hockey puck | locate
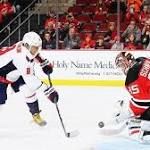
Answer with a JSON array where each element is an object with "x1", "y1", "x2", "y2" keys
[{"x1": 98, "y1": 121, "x2": 104, "y2": 128}]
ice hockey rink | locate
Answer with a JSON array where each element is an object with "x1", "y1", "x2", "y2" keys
[{"x1": 1, "y1": 85, "x2": 150, "y2": 150}]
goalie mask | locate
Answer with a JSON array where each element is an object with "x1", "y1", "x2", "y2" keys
[
  {"x1": 22, "y1": 32, "x2": 42, "y2": 59},
  {"x1": 115, "y1": 52, "x2": 135, "y2": 75}
]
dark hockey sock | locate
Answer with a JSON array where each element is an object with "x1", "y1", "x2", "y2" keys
[{"x1": 26, "y1": 100, "x2": 40, "y2": 115}]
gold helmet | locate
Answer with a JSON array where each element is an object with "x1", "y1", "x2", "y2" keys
[{"x1": 115, "y1": 52, "x2": 135, "y2": 75}]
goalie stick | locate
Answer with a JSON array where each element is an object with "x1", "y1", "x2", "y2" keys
[
  {"x1": 98, "y1": 121, "x2": 128, "y2": 136},
  {"x1": 98, "y1": 115, "x2": 141, "y2": 136},
  {"x1": 47, "y1": 75, "x2": 79, "y2": 138}
]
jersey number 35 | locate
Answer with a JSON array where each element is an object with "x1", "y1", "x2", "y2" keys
[{"x1": 128, "y1": 84, "x2": 140, "y2": 95}]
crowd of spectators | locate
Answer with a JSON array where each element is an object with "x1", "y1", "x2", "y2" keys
[
  {"x1": 0, "y1": 0, "x2": 150, "y2": 50},
  {"x1": 40, "y1": 0, "x2": 150, "y2": 50}
]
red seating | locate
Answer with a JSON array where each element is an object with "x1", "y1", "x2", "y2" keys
[
  {"x1": 76, "y1": 15, "x2": 91, "y2": 23},
  {"x1": 82, "y1": 23, "x2": 97, "y2": 33},
  {"x1": 83, "y1": 6, "x2": 96, "y2": 15},
  {"x1": 120, "y1": 23, "x2": 127, "y2": 32},
  {"x1": 59, "y1": 15, "x2": 66, "y2": 22},
  {"x1": 76, "y1": 0, "x2": 88, "y2": 6},
  {"x1": 68, "y1": 6, "x2": 82, "y2": 15},
  {"x1": 99, "y1": 23, "x2": 108, "y2": 32},
  {"x1": 136, "y1": 44, "x2": 143, "y2": 50},
  {"x1": 137, "y1": 23, "x2": 144, "y2": 30},
  {"x1": 78, "y1": 33, "x2": 85, "y2": 40},
  {"x1": 92, "y1": 14, "x2": 107, "y2": 24},
  {"x1": 93, "y1": 33, "x2": 104, "y2": 40},
  {"x1": 107, "y1": 14, "x2": 118, "y2": 22},
  {"x1": 87, "y1": 0, "x2": 98, "y2": 6}
]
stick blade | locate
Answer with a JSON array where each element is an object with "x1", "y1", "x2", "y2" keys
[
  {"x1": 98, "y1": 122, "x2": 127, "y2": 136},
  {"x1": 66, "y1": 130, "x2": 80, "y2": 138}
]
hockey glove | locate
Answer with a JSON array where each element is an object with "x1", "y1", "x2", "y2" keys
[
  {"x1": 35, "y1": 54, "x2": 53, "y2": 75},
  {"x1": 40, "y1": 59, "x2": 53, "y2": 75},
  {"x1": 44, "y1": 86, "x2": 59, "y2": 103}
]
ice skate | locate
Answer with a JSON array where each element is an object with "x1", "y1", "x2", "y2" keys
[{"x1": 32, "y1": 113, "x2": 47, "y2": 126}]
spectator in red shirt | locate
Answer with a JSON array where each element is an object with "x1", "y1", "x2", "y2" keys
[
  {"x1": 44, "y1": 8, "x2": 56, "y2": 30},
  {"x1": 103, "y1": 0, "x2": 112, "y2": 12},
  {"x1": 95, "y1": 0, "x2": 108, "y2": 15},
  {"x1": 63, "y1": 13, "x2": 80, "y2": 30},
  {"x1": 127, "y1": 0, "x2": 143, "y2": 13},
  {"x1": 104, "y1": 22, "x2": 117, "y2": 45},
  {"x1": 1, "y1": 0, "x2": 15, "y2": 16},
  {"x1": 139, "y1": 5, "x2": 150, "y2": 25},
  {"x1": 0, "y1": 0, "x2": 15, "y2": 26},
  {"x1": 43, "y1": 21, "x2": 57, "y2": 43},
  {"x1": 80, "y1": 33, "x2": 96, "y2": 49},
  {"x1": 44, "y1": 19, "x2": 56, "y2": 30},
  {"x1": 124, "y1": 32, "x2": 138, "y2": 50},
  {"x1": 125, "y1": 3, "x2": 139, "y2": 23},
  {"x1": 0, "y1": 0, "x2": 3, "y2": 24},
  {"x1": 0, "y1": 13, "x2": 2, "y2": 24}
]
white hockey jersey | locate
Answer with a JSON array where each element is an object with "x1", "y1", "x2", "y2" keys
[{"x1": 0, "y1": 42, "x2": 42, "y2": 91}]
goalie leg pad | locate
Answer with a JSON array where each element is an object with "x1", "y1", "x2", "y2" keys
[
  {"x1": 128, "y1": 119, "x2": 141, "y2": 136},
  {"x1": 139, "y1": 120, "x2": 150, "y2": 142}
]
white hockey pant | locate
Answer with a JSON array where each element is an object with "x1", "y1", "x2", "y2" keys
[{"x1": 19, "y1": 85, "x2": 37, "y2": 103}]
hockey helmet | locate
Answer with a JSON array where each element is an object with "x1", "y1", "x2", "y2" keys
[
  {"x1": 115, "y1": 52, "x2": 135, "y2": 75},
  {"x1": 22, "y1": 32, "x2": 42, "y2": 58}
]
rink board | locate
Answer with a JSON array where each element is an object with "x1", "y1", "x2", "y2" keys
[{"x1": 36, "y1": 50, "x2": 150, "y2": 86}]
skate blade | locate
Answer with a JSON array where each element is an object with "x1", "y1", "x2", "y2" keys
[
  {"x1": 38, "y1": 121, "x2": 47, "y2": 126},
  {"x1": 30, "y1": 120, "x2": 47, "y2": 127}
]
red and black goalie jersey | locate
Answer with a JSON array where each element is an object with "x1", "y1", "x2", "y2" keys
[{"x1": 125, "y1": 57, "x2": 150, "y2": 116}]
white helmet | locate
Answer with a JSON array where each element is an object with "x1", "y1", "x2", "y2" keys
[
  {"x1": 22, "y1": 31, "x2": 42, "y2": 47},
  {"x1": 22, "y1": 32, "x2": 42, "y2": 58}
]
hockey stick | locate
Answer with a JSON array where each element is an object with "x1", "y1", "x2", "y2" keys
[
  {"x1": 98, "y1": 115, "x2": 139, "y2": 136},
  {"x1": 98, "y1": 121, "x2": 128, "y2": 136},
  {"x1": 47, "y1": 75, "x2": 79, "y2": 138}
]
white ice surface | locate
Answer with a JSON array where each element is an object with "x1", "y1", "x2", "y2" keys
[{"x1": 0, "y1": 86, "x2": 149, "y2": 150}]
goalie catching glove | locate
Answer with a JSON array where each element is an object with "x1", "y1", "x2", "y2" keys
[
  {"x1": 44, "y1": 86, "x2": 59, "y2": 103},
  {"x1": 35, "y1": 54, "x2": 53, "y2": 75}
]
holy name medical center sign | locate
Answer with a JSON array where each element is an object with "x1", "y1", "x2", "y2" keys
[{"x1": 36, "y1": 51, "x2": 124, "y2": 81}]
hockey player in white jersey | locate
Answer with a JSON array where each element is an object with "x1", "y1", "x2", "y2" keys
[{"x1": 0, "y1": 31, "x2": 59, "y2": 126}]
